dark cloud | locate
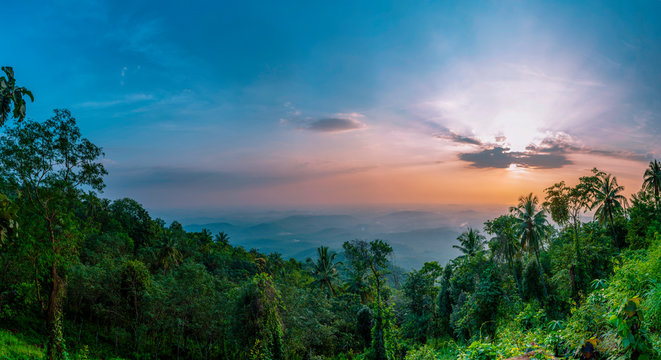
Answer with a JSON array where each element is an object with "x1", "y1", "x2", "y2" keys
[
  {"x1": 459, "y1": 147, "x2": 572, "y2": 169},
  {"x1": 108, "y1": 165, "x2": 376, "y2": 191},
  {"x1": 527, "y1": 137, "x2": 651, "y2": 162},
  {"x1": 305, "y1": 118, "x2": 366, "y2": 133},
  {"x1": 458, "y1": 134, "x2": 650, "y2": 169},
  {"x1": 431, "y1": 125, "x2": 651, "y2": 169},
  {"x1": 434, "y1": 129, "x2": 482, "y2": 145},
  {"x1": 111, "y1": 167, "x2": 286, "y2": 190}
]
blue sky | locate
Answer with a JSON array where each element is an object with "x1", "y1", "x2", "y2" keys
[{"x1": 4, "y1": 0, "x2": 661, "y2": 216}]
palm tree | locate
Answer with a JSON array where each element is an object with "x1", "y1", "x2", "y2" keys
[
  {"x1": 158, "y1": 230, "x2": 182, "y2": 275},
  {"x1": 347, "y1": 272, "x2": 373, "y2": 304},
  {"x1": 511, "y1": 193, "x2": 550, "y2": 299},
  {"x1": 591, "y1": 173, "x2": 628, "y2": 248},
  {"x1": 306, "y1": 246, "x2": 343, "y2": 297},
  {"x1": 491, "y1": 226, "x2": 523, "y2": 301},
  {"x1": 452, "y1": 227, "x2": 486, "y2": 259},
  {"x1": 643, "y1": 160, "x2": 661, "y2": 208},
  {"x1": 214, "y1": 231, "x2": 231, "y2": 246}
]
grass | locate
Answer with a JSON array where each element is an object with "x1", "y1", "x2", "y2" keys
[{"x1": 0, "y1": 329, "x2": 43, "y2": 360}]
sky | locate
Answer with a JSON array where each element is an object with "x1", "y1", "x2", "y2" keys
[{"x1": 4, "y1": 0, "x2": 661, "y2": 219}]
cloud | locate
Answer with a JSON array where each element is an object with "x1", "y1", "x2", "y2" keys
[
  {"x1": 459, "y1": 146, "x2": 572, "y2": 169},
  {"x1": 278, "y1": 103, "x2": 367, "y2": 133},
  {"x1": 76, "y1": 93, "x2": 154, "y2": 108},
  {"x1": 434, "y1": 129, "x2": 482, "y2": 145},
  {"x1": 527, "y1": 136, "x2": 651, "y2": 162},
  {"x1": 305, "y1": 117, "x2": 366, "y2": 133},
  {"x1": 455, "y1": 133, "x2": 650, "y2": 169},
  {"x1": 109, "y1": 165, "x2": 377, "y2": 191},
  {"x1": 113, "y1": 167, "x2": 287, "y2": 190}
]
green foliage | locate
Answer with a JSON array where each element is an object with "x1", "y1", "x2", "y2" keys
[
  {"x1": 643, "y1": 160, "x2": 661, "y2": 207},
  {"x1": 644, "y1": 281, "x2": 661, "y2": 332},
  {"x1": 306, "y1": 246, "x2": 343, "y2": 297},
  {"x1": 2, "y1": 87, "x2": 661, "y2": 360},
  {"x1": 0, "y1": 193, "x2": 18, "y2": 245},
  {"x1": 626, "y1": 189, "x2": 661, "y2": 249},
  {"x1": 453, "y1": 228, "x2": 486, "y2": 259},
  {"x1": 403, "y1": 344, "x2": 454, "y2": 360},
  {"x1": 0, "y1": 66, "x2": 33, "y2": 125},
  {"x1": 0, "y1": 329, "x2": 43, "y2": 359},
  {"x1": 589, "y1": 170, "x2": 628, "y2": 248},
  {"x1": 609, "y1": 297, "x2": 656, "y2": 359},
  {"x1": 357, "y1": 306, "x2": 374, "y2": 349},
  {"x1": 344, "y1": 239, "x2": 394, "y2": 360},
  {"x1": 231, "y1": 273, "x2": 284, "y2": 360},
  {"x1": 402, "y1": 262, "x2": 441, "y2": 342},
  {"x1": 451, "y1": 264, "x2": 502, "y2": 340},
  {"x1": 511, "y1": 193, "x2": 552, "y2": 299}
]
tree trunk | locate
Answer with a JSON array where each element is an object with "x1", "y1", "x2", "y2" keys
[
  {"x1": 45, "y1": 263, "x2": 65, "y2": 360},
  {"x1": 45, "y1": 218, "x2": 66, "y2": 360},
  {"x1": 534, "y1": 249, "x2": 549, "y2": 300},
  {"x1": 609, "y1": 210, "x2": 619, "y2": 249},
  {"x1": 509, "y1": 257, "x2": 523, "y2": 304},
  {"x1": 569, "y1": 264, "x2": 578, "y2": 302},
  {"x1": 372, "y1": 267, "x2": 387, "y2": 360},
  {"x1": 572, "y1": 221, "x2": 583, "y2": 305}
]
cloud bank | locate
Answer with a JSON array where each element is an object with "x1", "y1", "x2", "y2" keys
[
  {"x1": 305, "y1": 117, "x2": 366, "y2": 133},
  {"x1": 435, "y1": 130, "x2": 650, "y2": 169}
]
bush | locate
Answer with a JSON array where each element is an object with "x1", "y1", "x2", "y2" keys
[
  {"x1": 404, "y1": 345, "x2": 439, "y2": 360},
  {"x1": 644, "y1": 281, "x2": 661, "y2": 332}
]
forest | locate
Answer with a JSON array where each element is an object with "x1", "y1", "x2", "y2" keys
[{"x1": 1, "y1": 66, "x2": 660, "y2": 360}]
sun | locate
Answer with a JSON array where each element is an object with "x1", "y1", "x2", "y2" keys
[{"x1": 506, "y1": 163, "x2": 527, "y2": 173}]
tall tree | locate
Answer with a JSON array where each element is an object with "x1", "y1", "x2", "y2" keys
[
  {"x1": 544, "y1": 180, "x2": 592, "y2": 301},
  {"x1": 402, "y1": 261, "x2": 442, "y2": 342},
  {"x1": 0, "y1": 66, "x2": 31, "y2": 247},
  {"x1": 511, "y1": 193, "x2": 550, "y2": 300},
  {"x1": 0, "y1": 193, "x2": 18, "y2": 245},
  {"x1": 214, "y1": 231, "x2": 231, "y2": 246},
  {"x1": 306, "y1": 246, "x2": 342, "y2": 297},
  {"x1": 0, "y1": 109, "x2": 106, "y2": 359},
  {"x1": 108, "y1": 198, "x2": 155, "y2": 255},
  {"x1": 158, "y1": 229, "x2": 182, "y2": 275},
  {"x1": 590, "y1": 172, "x2": 628, "y2": 248},
  {"x1": 343, "y1": 239, "x2": 393, "y2": 360},
  {"x1": 643, "y1": 160, "x2": 661, "y2": 209},
  {"x1": 452, "y1": 227, "x2": 486, "y2": 259},
  {"x1": 485, "y1": 215, "x2": 523, "y2": 301},
  {"x1": 0, "y1": 66, "x2": 33, "y2": 125},
  {"x1": 231, "y1": 273, "x2": 284, "y2": 360}
]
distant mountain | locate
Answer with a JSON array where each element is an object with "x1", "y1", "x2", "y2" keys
[
  {"x1": 272, "y1": 215, "x2": 361, "y2": 234},
  {"x1": 185, "y1": 222, "x2": 242, "y2": 234},
  {"x1": 183, "y1": 211, "x2": 467, "y2": 269}
]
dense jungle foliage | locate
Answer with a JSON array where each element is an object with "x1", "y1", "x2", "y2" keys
[{"x1": 1, "y1": 67, "x2": 660, "y2": 360}]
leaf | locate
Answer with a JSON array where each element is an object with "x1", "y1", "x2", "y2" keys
[
  {"x1": 2, "y1": 66, "x2": 14, "y2": 78},
  {"x1": 19, "y1": 88, "x2": 33, "y2": 102}
]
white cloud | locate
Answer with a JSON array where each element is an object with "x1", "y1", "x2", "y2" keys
[{"x1": 76, "y1": 93, "x2": 154, "y2": 108}]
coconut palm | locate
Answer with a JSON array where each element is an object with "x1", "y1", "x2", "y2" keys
[
  {"x1": 158, "y1": 230, "x2": 182, "y2": 275},
  {"x1": 643, "y1": 160, "x2": 661, "y2": 208},
  {"x1": 306, "y1": 246, "x2": 343, "y2": 297},
  {"x1": 452, "y1": 227, "x2": 486, "y2": 259},
  {"x1": 214, "y1": 231, "x2": 231, "y2": 246},
  {"x1": 591, "y1": 173, "x2": 628, "y2": 247},
  {"x1": 347, "y1": 272, "x2": 373, "y2": 304},
  {"x1": 489, "y1": 219, "x2": 523, "y2": 300},
  {"x1": 511, "y1": 193, "x2": 550, "y2": 299}
]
